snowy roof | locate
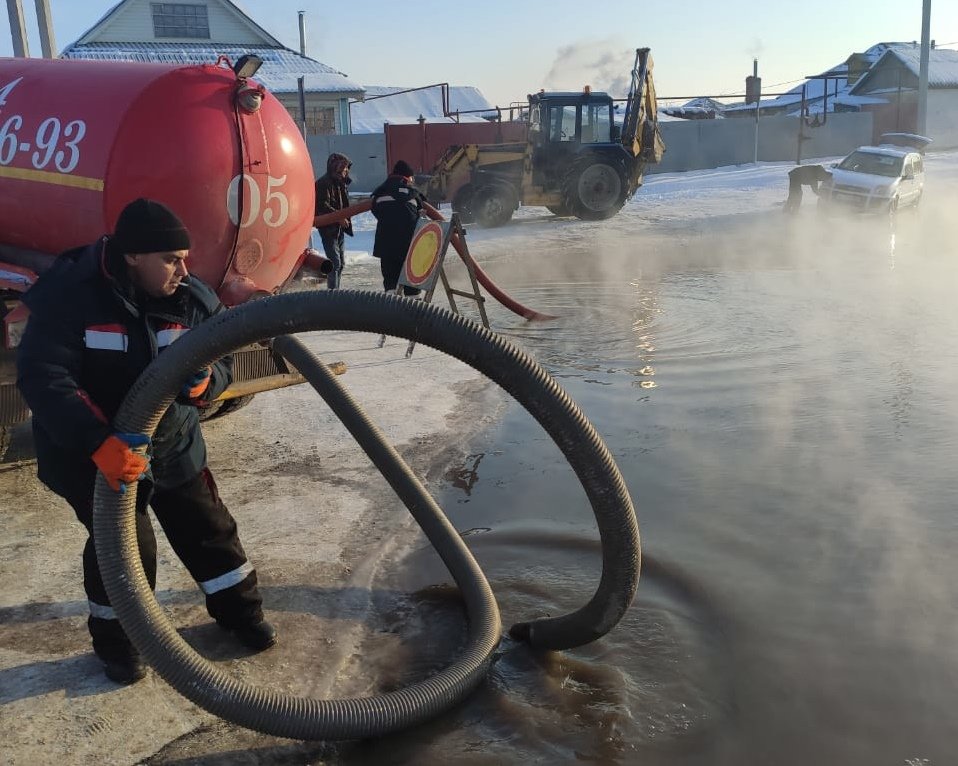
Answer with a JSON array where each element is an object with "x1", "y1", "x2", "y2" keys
[
  {"x1": 724, "y1": 73, "x2": 848, "y2": 114},
  {"x1": 349, "y1": 85, "x2": 496, "y2": 134},
  {"x1": 681, "y1": 97, "x2": 728, "y2": 111},
  {"x1": 69, "y1": 0, "x2": 284, "y2": 48},
  {"x1": 723, "y1": 42, "x2": 932, "y2": 115},
  {"x1": 850, "y1": 47, "x2": 958, "y2": 93},
  {"x1": 60, "y1": 42, "x2": 364, "y2": 95},
  {"x1": 832, "y1": 93, "x2": 891, "y2": 107}
]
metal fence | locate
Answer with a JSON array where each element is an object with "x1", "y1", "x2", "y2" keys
[{"x1": 305, "y1": 111, "x2": 874, "y2": 192}]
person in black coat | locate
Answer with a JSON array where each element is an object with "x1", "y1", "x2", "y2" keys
[
  {"x1": 371, "y1": 160, "x2": 427, "y2": 296},
  {"x1": 16, "y1": 199, "x2": 276, "y2": 685},
  {"x1": 784, "y1": 163, "x2": 832, "y2": 212},
  {"x1": 314, "y1": 152, "x2": 353, "y2": 289}
]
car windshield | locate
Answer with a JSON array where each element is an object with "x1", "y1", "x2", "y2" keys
[{"x1": 837, "y1": 151, "x2": 904, "y2": 178}]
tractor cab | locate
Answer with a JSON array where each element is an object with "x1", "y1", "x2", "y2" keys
[{"x1": 527, "y1": 90, "x2": 617, "y2": 188}]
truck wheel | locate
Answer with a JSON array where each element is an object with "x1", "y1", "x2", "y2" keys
[
  {"x1": 199, "y1": 394, "x2": 255, "y2": 422},
  {"x1": 216, "y1": 394, "x2": 255, "y2": 417},
  {"x1": 563, "y1": 156, "x2": 628, "y2": 220},
  {"x1": 472, "y1": 184, "x2": 517, "y2": 228},
  {"x1": 452, "y1": 184, "x2": 476, "y2": 224}
]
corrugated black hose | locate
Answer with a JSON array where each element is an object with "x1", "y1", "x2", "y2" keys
[{"x1": 92, "y1": 290, "x2": 639, "y2": 740}]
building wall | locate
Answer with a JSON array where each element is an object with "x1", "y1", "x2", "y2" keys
[
  {"x1": 86, "y1": 0, "x2": 267, "y2": 45},
  {"x1": 305, "y1": 134, "x2": 388, "y2": 193},
  {"x1": 652, "y1": 112, "x2": 874, "y2": 173},
  {"x1": 857, "y1": 63, "x2": 918, "y2": 94},
  {"x1": 275, "y1": 93, "x2": 343, "y2": 136},
  {"x1": 927, "y1": 90, "x2": 958, "y2": 149}
]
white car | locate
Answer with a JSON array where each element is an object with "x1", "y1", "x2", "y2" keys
[{"x1": 818, "y1": 140, "x2": 926, "y2": 216}]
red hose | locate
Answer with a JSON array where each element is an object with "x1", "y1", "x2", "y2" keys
[
  {"x1": 312, "y1": 200, "x2": 557, "y2": 321},
  {"x1": 423, "y1": 204, "x2": 557, "y2": 321}
]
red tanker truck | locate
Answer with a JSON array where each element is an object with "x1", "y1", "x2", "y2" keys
[{"x1": 0, "y1": 54, "x2": 321, "y2": 454}]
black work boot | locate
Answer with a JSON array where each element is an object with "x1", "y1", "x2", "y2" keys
[
  {"x1": 101, "y1": 654, "x2": 148, "y2": 685},
  {"x1": 230, "y1": 619, "x2": 277, "y2": 652}
]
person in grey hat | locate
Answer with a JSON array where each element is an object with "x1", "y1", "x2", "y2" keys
[
  {"x1": 16, "y1": 198, "x2": 276, "y2": 686},
  {"x1": 314, "y1": 153, "x2": 353, "y2": 289}
]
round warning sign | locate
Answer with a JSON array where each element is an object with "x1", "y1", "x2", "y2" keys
[{"x1": 403, "y1": 221, "x2": 445, "y2": 287}]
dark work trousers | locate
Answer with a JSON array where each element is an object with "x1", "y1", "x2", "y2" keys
[
  {"x1": 784, "y1": 174, "x2": 804, "y2": 212},
  {"x1": 320, "y1": 230, "x2": 345, "y2": 289},
  {"x1": 785, "y1": 176, "x2": 821, "y2": 213},
  {"x1": 63, "y1": 467, "x2": 263, "y2": 661},
  {"x1": 380, "y1": 254, "x2": 421, "y2": 296}
]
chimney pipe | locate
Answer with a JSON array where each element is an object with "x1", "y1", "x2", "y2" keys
[{"x1": 298, "y1": 10, "x2": 307, "y2": 56}]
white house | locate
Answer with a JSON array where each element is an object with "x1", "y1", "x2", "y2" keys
[
  {"x1": 60, "y1": 0, "x2": 364, "y2": 135},
  {"x1": 839, "y1": 46, "x2": 958, "y2": 149}
]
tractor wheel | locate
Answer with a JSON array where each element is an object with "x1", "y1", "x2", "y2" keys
[
  {"x1": 563, "y1": 155, "x2": 629, "y2": 221},
  {"x1": 452, "y1": 184, "x2": 476, "y2": 224},
  {"x1": 472, "y1": 183, "x2": 517, "y2": 228},
  {"x1": 546, "y1": 203, "x2": 572, "y2": 217}
]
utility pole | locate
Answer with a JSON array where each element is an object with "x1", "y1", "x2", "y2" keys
[
  {"x1": 753, "y1": 58, "x2": 760, "y2": 164},
  {"x1": 34, "y1": 0, "x2": 56, "y2": 58},
  {"x1": 5, "y1": 0, "x2": 30, "y2": 58},
  {"x1": 917, "y1": 0, "x2": 931, "y2": 135}
]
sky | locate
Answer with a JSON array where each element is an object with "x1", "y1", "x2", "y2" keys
[{"x1": 2, "y1": 0, "x2": 957, "y2": 107}]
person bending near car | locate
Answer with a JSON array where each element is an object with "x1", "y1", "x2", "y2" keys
[
  {"x1": 784, "y1": 163, "x2": 832, "y2": 212},
  {"x1": 16, "y1": 198, "x2": 276, "y2": 685}
]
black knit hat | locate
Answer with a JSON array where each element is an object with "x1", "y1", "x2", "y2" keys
[
  {"x1": 392, "y1": 160, "x2": 415, "y2": 177},
  {"x1": 113, "y1": 198, "x2": 191, "y2": 254}
]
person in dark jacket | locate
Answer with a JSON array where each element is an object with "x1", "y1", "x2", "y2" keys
[
  {"x1": 314, "y1": 152, "x2": 353, "y2": 289},
  {"x1": 371, "y1": 160, "x2": 427, "y2": 296},
  {"x1": 784, "y1": 163, "x2": 832, "y2": 212},
  {"x1": 16, "y1": 199, "x2": 276, "y2": 686}
]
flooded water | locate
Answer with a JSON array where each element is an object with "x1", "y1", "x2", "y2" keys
[{"x1": 327, "y1": 191, "x2": 958, "y2": 764}]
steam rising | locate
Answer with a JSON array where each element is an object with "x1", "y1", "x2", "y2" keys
[{"x1": 543, "y1": 40, "x2": 635, "y2": 98}]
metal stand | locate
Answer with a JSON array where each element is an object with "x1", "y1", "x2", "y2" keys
[{"x1": 378, "y1": 214, "x2": 489, "y2": 357}]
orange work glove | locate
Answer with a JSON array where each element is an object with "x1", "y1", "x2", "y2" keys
[
  {"x1": 91, "y1": 433, "x2": 151, "y2": 494},
  {"x1": 181, "y1": 366, "x2": 212, "y2": 400}
]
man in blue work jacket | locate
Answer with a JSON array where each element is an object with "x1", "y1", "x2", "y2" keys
[{"x1": 17, "y1": 199, "x2": 276, "y2": 685}]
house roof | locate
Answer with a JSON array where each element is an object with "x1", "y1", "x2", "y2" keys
[
  {"x1": 61, "y1": 42, "x2": 364, "y2": 95},
  {"x1": 68, "y1": 0, "x2": 284, "y2": 48},
  {"x1": 723, "y1": 74, "x2": 848, "y2": 114},
  {"x1": 349, "y1": 85, "x2": 496, "y2": 134},
  {"x1": 723, "y1": 42, "x2": 937, "y2": 115},
  {"x1": 60, "y1": 0, "x2": 363, "y2": 96},
  {"x1": 850, "y1": 47, "x2": 958, "y2": 94}
]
